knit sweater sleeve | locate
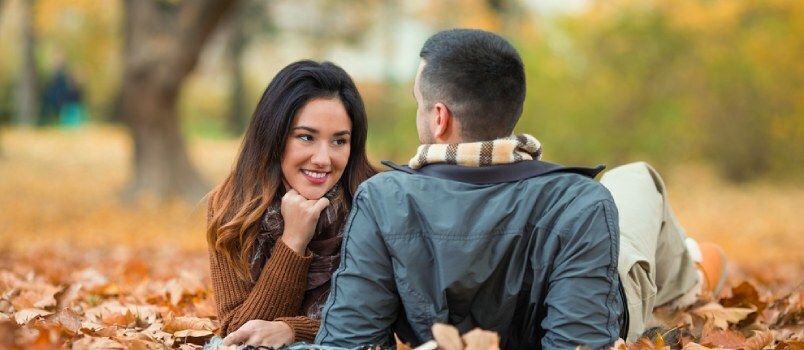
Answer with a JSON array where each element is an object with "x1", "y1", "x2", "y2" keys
[
  {"x1": 209, "y1": 238, "x2": 316, "y2": 337},
  {"x1": 275, "y1": 316, "x2": 321, "y2": 342}
]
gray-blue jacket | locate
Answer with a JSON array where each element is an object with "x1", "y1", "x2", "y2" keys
[{"x1": 316, "y1": 162, "x2": 625, "y2": 349}]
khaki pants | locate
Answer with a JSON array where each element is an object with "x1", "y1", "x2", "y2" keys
[{"x1": 600, "y1": 162, "x2": 699, "y2": 341}]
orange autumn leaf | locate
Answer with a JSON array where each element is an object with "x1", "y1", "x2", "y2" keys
[
  {"x1": 700, "y1": 330, "x2": 746, "y2": 349},
  {"x1": 776, "y1": 340, "x2": 804, "y2": 350}
]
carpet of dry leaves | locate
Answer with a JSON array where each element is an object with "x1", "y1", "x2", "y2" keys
[{"x1": 0, "y1": 126, "x2": 802, "y2": 350}]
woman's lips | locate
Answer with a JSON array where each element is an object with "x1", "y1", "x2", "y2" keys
[{"x1": 302, "y1": 169, "x2": 329, "y2": 184}]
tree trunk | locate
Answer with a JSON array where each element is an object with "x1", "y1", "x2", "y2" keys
[
  {"x1": 118, "y1": 0, "x2": 237, "y2": 201},
  {"x1": 16, "y1": 0, "x2": 39, "y2": 127},
  {"x1": 227, "y1": 1, "x2": 248, "y2": 136}
]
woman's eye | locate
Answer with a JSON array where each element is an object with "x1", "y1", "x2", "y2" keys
[
  {"x1": 298, "y1": 134, "x2": 313, "y2": 141},
  {"x1": 333, "y1": 138, "x2": 349, "y2": 146}
]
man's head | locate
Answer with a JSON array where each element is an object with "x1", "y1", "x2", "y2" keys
[{"x1": 414, "y1": 28, "x2": 526, "y2": 144}]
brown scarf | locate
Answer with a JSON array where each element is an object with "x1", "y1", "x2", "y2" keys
[
  {"x1": 408, "y1": 134, "x2": 542, "y2": 169},
  {"x1": 249, "y1": 185, "x2": 348, "y2": 319}
]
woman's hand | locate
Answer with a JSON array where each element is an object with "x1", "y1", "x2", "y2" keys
[
  {"x1": 222, "y1": 320, "x2": 294, "y2": 347},
  {"x1": 280, "y1": 189, "x2": 330, "y2": 255}
]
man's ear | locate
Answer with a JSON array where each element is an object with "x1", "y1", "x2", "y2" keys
[{"x1": 433, "y1": 102, "x2": 454, "y2": 142}]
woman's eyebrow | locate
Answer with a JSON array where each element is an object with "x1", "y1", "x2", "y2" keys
[
  {"x1": 292, "y1": 126, "x2": 351, "y2": 136},
  {"x1": 292, "y1": 126, "x2": 319, "y2": 133}
]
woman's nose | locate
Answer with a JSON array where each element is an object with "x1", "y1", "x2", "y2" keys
[{"x1": 310, "y1": 143, "x2": 331, "y2": 167}]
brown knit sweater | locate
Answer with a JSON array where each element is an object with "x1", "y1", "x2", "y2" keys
[{"x1": 209, "y1": 235, "x2": 321, "y2": 341}]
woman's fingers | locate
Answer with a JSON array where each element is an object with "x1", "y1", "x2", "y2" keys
[
  {"x1": 313, "y1": 196, "x2": 330, "y2": 213},
  {"x1": 222, "y1": 327, "x2": 247, "y2": 346},
  {"x1": 280, "y1": 188, "x2": 332, "y2": 254}
]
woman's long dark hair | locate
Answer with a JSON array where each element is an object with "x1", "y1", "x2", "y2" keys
[{"x1": 207, "y1": 60, "x2": 375, "y2": 281}]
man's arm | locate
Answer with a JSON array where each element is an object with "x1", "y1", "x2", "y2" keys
[
  {"x1": 541, "y1": 199, "x2": 624, "y2": 349},
  {"x1": 316, "y1": 189, "x2": 400, "y2": 347}
]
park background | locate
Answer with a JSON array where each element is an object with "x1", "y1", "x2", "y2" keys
[{"x1": 0, "y1": 0, "x2": 802, "y2": 348}]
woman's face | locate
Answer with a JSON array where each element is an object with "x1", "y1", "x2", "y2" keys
[{"x1": 281, "y1": 97, "x2": 352, "y2": 199}]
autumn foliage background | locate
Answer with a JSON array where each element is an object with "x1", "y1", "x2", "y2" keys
[{"x1": 1, "y1": 0, "x2": 803, "y2": 349}]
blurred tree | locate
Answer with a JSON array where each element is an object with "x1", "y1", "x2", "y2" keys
[
  {"x1": 0, "y1": 0, "x2": 6, "y2": 25},
  {"x1": 117, "y1": 0, "x2": 237, "y2": 200},
  {"x1": 224, "y1": 0, "x2": 274, "y2": 136},
  {"x1": 15, "y1": 0, "x2": 39, "y2": 127},
  {"x1": 518, "y1": 0, "x2": 804, "y2": 182},
  {"x1": 225, "y1": 0, "x2": 249, "y2": 136}
]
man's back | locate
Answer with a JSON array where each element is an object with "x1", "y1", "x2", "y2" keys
[{"x1": 316, "y1": 166, "x2": 625, "y2": 349}]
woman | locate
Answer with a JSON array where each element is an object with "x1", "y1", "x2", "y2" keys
[{"x1": 206, "y1": 60, "x2": 375, "y2": 347}]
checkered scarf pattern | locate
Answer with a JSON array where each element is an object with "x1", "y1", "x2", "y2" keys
[{"x1": 408, "y1": 134, "x2": 542, "y2": 169}]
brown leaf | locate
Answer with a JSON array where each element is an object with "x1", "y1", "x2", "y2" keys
[
  {"x1": 627, "y1": 337, "x2": 665, "y2": 350},
  {"x1": 13, "y1": 308, "x2": 53, "y2": 325},
  {"x1": 44, "y1": 308, "x2": 82, "y2": 334},
  {"x1": 55, "y1": 283, "x2": 82, "y2": 309},
  {"x1": 700, "y1": 330, "x2": 745, "y2": 349},
  {"x1": 743, "y1": 330, "x2": 773, "y2": 350},
  {"x1": 0, "y1": 298, "x2": 13, "y2": 314},
  {"x1": 10, "y1": 283, "x2": 61, "y2": 310},
  {"x1": 681, "y1": 342, "x2": 711, "y2": 349},
  {"x1": 691, "y1": 302, "x2": 755, "y2": 330},
  {"x1": 721, "y1": 282, "x2": 768, "y2": 325},
  {"x1": 102, "y1": 309, "x2": 138, "y2": 327},
  {"x1": 71, "y1": 268, "x2": 109, "y2": 291},
  {"x1": 162, "y1": 315, "x2": 216, "y2": 334},
  {"x1": 173, "y1": 328, "x2": 214, "y2": 338},
  {"x1": 777, "y1": 340, "x2": 804, "y2": 350},
  {"x1": 71, "y1": 336, "x2": 127, "y2": 349},
  {"x1": 190, "y1": 296, "x2": 217, "y2": 318}
]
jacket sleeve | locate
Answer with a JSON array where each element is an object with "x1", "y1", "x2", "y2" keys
[
  {"x1": 209, "y1": 238, "x2": 315, "y2": 337},
  {"x1": 541, "y1": 198, "x2": 624, "y2": 349},
  {"x1": 315, "y1": 189, "x2": 399, "y2": 347}
]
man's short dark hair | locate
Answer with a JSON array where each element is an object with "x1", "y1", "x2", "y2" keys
[{"x1": 419, "y1": 28, "x2": 526, "y2": 141}]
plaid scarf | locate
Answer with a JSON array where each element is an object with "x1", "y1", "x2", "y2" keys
[{"x1": 408, "y1": 134, "x2": 542, "y2": 169}]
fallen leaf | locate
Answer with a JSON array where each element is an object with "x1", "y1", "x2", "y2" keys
[
  {"x1": 173, "y1": 328, "x2": 214, "y2": 338},
  {"x1": 162, "y1": 315, "x2": 216, "y2": 334},
  {"x1": 743, "y1": 330, "x2": 773, "y2": 350},
  {"x1": 102, "y1": 309, "x2": 138, "y2": 327},
  {"x1": 776, "y1": 340, "x2": 804, "y2": 350},
  {"x1": 190, "y1": 296, "x2": 217, "y2": 318},
  {"x1": 700, "y1": 330, "x2": 745, "y2": 349},
  {"x1": 71, "y1": 335, "x2": 126, "y2": 349},
  {"x1": 44, "y1": 308, "x2": 82, "y2": 334},
  {"x1": 691, "y1": 302, "x2": 755, "y2": 330},
  {"x1": 14, "y1": 308, "x2": 53, "y2": 325},
  {"x1": 55, "y1": 283, "x2": 83, "y2": 309},
  {"x1": 10, "y1": 283, "x2": 61, "y2": 310},
  {"x1": 721, "y1": 282, "x2": 768, "y2": 325}
]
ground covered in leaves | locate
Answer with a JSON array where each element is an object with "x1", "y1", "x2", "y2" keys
[{"x1": 1, "y1": 126, "x2": 802, "y2": 349}]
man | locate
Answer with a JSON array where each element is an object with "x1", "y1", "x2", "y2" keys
[{"x1": 316, "y1": 28, "x2": 726, "y2": 349}]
